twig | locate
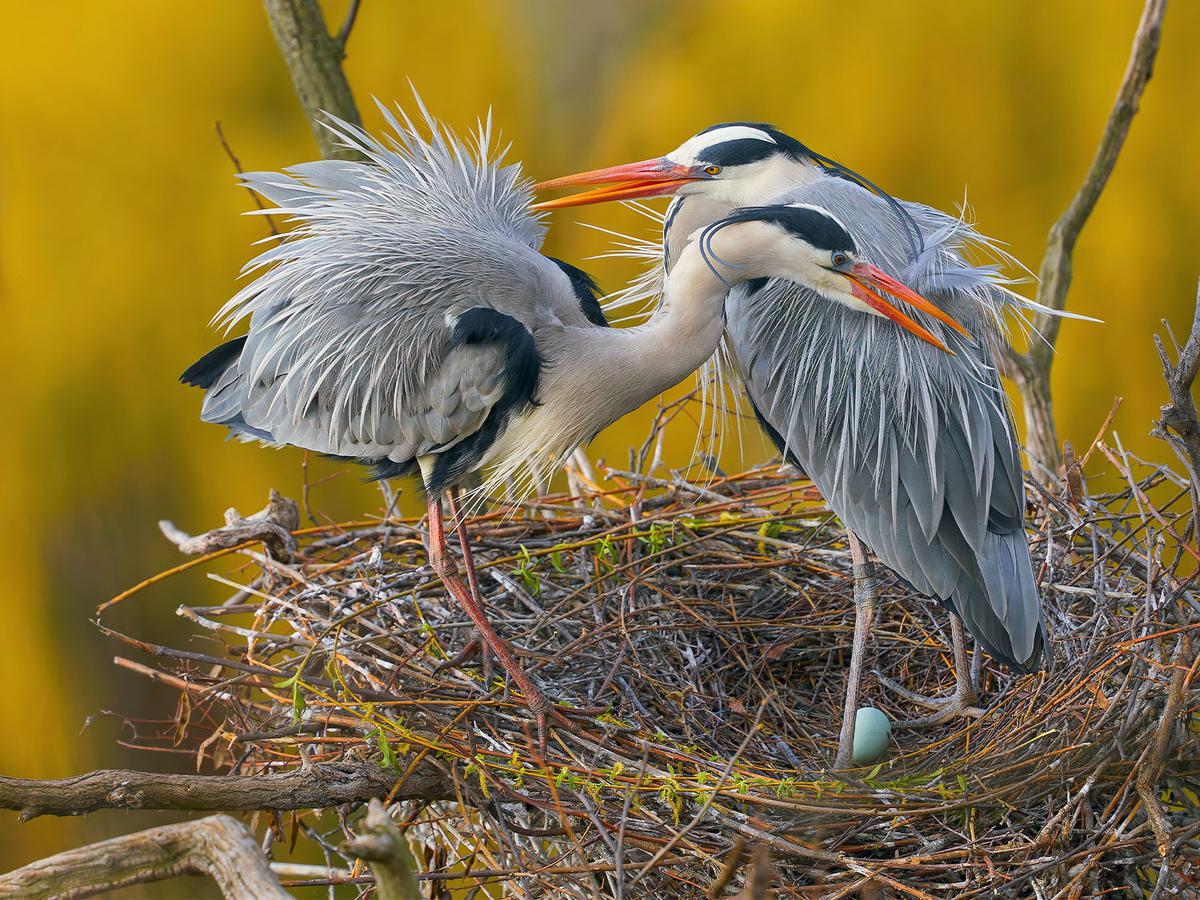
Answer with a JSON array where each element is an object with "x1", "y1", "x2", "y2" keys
[
  {"x1": 215, "y1": 120, "x2": 280, "y2": 235},
  {"x1": 0, "y1": 815, "x2": 289, "y2": 899},
  {"x1": 1005, "y1": 0, "x2": 1167, "y2": 472},
  {"x1": 334, "y1": 0, "x2": 362, "y2": 52},
  {"x1": 1135, "y1": 633, "x2": 1195, "y2": 858}
]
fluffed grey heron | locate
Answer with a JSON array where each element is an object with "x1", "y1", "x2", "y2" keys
[
  {"x1": 536, "y1": 122, "x2": 1053, "y2": 766},
  {"x1": 181, "y1": 106, "x2": 957, "y2": 748}
]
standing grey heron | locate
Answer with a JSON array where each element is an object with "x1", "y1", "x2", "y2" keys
[
  {"x1": 535, "y1": 122, "x2": 1058, "y2": 766},
  {"x1": 181, "y1": 106, "x2": 958, "y2": 747}
]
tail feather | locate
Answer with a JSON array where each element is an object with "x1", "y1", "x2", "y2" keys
[
  {"x1": 180, "y1": 336, "x2": 246, "y2": 389},
  {"x1": 953, "y1": 529, "x2": 1045, "y2": 672}
]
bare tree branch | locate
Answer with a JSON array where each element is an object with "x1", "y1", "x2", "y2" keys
[
  {"x1": 1005, "y1": 0, "x2": 1166, "y2": 474},
  {"x1": 0, "y1": 815, "x2": 289, "y2": 899},
  {"x1": 159, "y1": 488, "x2": 300, "y2": 560},
  {"x1": 335, "y1": 0, "x2": 363, "y2": 52},
  {"x1": 1153, "y1": 278, "x2": 1200, "y2": 510},
  {"x1": 0, "y1": 760, "x2": 452, "y2": 822},
  {"x1": 262, "y1": 0, "x2": 363, "y2": 160},
  {"x1": 342, "y1": 799, "x2": 420, "y2": 900}
]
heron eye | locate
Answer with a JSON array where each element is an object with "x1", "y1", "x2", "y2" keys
[
  {"x1": 704, "y1": 165, "x2": 721, "y2": 176},
  {"x1": 832, "y1": 252, "x2": 848, "y2": 267}
]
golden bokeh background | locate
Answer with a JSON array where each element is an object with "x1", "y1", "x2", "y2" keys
[{"x1": 1, "y1": 0, "x2": 1197, "y2": 874}]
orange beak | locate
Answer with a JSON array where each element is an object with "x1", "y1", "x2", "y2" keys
[
  {"x1": 844, "y1": 262, "x2": 971, "y2": 353},
  {"x1": 532, "y1": 157, "x2": 707, "y2": 210}
]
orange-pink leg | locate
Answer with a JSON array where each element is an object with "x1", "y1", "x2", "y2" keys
[
  {"x1": 426, "y1": 493, "x2": 560, "y2": 748},
  {"x1": 442, "y1": 490, "x2": 493, "y2": 685}
]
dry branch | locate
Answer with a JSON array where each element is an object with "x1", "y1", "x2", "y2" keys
[
  {"x1": 159, "y1": 488, "x2": 299, "y2": 560},
  {"x1": 0, "y1": 760, "x2": 452, "y2": 822},
  {"x1": 1154, "y1": 278, "x2": 1200, "y2": 508},
  {"x1": 1006, "y1": 0, "x2": 1166, "y2": 472},
  {"x1": 262, "y1": 0, "x2": 363, "y2": 160},
  {"x1": 0, "y1": 815, "x2": 289, "y2": 899},
  {"x1": 342, "y1": 799, "x2": 420, "y2": 900}
]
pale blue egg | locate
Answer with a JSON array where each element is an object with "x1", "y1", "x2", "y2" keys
[{"x1": 852, "y1": 706, "x2": 891, "y2": 765}]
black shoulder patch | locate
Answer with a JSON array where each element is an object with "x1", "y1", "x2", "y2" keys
[
  {"x1": 548, "y1": 257, "x2": 607, "y2": 327},
  {"x1": 181, "y1": 335, "x2": 246, "y2": 389},
  {"x1": 424, "y1": 307, "x2": 542, "y2": 495}
]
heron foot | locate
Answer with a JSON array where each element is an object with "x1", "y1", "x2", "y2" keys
[{"x1": 876, "y1": 672, "x2": 985, "y2": 727}]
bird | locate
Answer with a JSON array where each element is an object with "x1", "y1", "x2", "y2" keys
[
  {"x1": 534, "y1": 121, "x2": 1066, "y2": 766},
  {"x1": 181, "y1": 104, "x2": 955, "y2": 747}
]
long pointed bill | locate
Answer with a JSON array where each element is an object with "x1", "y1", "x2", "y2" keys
[
  {"x1": 532, "y1": 158, "x2": 705, "y2": 210},
  {"x1": 844, "y1": 262, "x2": 972, "y2": 354}
]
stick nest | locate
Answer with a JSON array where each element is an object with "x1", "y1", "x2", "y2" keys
[{"x1": 106, "y1": 448, "x2": 1200, "y2": 897}]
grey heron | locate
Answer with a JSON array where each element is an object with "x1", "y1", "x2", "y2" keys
[
  {"x1": 181, "y1": 106, "x2": 958, "y2": 747},
  {"x1": 536, "y1": 122, "x2": 1055, "y2": 766}
]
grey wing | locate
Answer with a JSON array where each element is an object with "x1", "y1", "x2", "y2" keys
[
  {"x1": 198, "y1": 318, "x2": 509, "y2": 469},
  {"x1": 188, "y1": 107, "x2": 587, "y2": 482},
  {"x1": 728, "y1": 178, "x2": 1045, "y2": 670}
]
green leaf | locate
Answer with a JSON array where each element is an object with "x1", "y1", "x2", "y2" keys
[
  {"x1": 289, "y1": 681, "x2": 306, "y2": 724},
  {"x1": 867, "y1": 763, "x2": 884, "y2": 781},
  {"x1": 376, "y1": 730, "x2": 398, "y2": 771}
]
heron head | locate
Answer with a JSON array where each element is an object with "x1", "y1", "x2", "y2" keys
[
  {"x1": 706, "y1": 204, "x2": 969, "y2": 353},
  {"x1": 533, "y1": 123, "x2": 821, "y2": 210}
]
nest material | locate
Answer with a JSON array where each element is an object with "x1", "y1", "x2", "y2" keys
[{"x1": 110, "y1": 451, "x2": 1200, "y2": 898}]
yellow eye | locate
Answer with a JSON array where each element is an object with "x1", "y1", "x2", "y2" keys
[{"x1": 704, "y1": 165, "x2": 721, "y2": 176}]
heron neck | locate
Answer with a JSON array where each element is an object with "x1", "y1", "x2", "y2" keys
[{"x1": 607, "y1": 226, "x2": 757, "y2": 394}]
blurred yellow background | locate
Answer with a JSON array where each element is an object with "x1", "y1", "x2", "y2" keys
[{"x1": 0, "y1": 0, "x2": 1197, "y2": 874}]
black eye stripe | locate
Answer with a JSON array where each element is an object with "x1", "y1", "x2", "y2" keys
[
  {"x1": 697, "y1": 139, "x2": 776, "y2": 167},
  {"x1": 713, "y1": 206, "x2": 857, "y2": 255}
]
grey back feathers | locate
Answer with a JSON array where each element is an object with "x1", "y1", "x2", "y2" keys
[
  {"x1": 660, "y1": 177, "x2": 1045, "y2": 670},
  {"x1": 189, "y1": 101, "x2": 598, "y2": 495}
]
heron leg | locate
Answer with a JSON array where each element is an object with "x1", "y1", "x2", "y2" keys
[
  {"x1": 437, "y1": 490, "x2": 494, "y2": 687},
  {"x1": 426, "y1": 494, "x2": 561, "y2": 749},
  {"x1": 877, "y1": 613, "x2": 985, "y2": 727},
  {"x1": 834, "y1": 531, "x2": 875, "y2": 769}
]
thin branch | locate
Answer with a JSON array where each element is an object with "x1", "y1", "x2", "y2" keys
[
  {"x1": 0, "y1": 760, "x2": 452, "y2": 822},
  {"x1": 0, "y1": 815, "x2": 289, "y2": 899},
  {"x1": 215, "y1": 120, "x2": 280, "y2": 236},
  {"x1": 335, "y1": 0, "x2": 362, "y2": 53},
  {"x1": 1006, "y1": 0, "x2": 1167, "y2": 472}
]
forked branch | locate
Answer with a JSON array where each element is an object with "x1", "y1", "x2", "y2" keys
[
  {"x1": 1153, "y1": 278, "x2": 1200, "y2": 508},
  {"x1": 0, "y1": 815, "x2": 289, "y2": 899}
]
